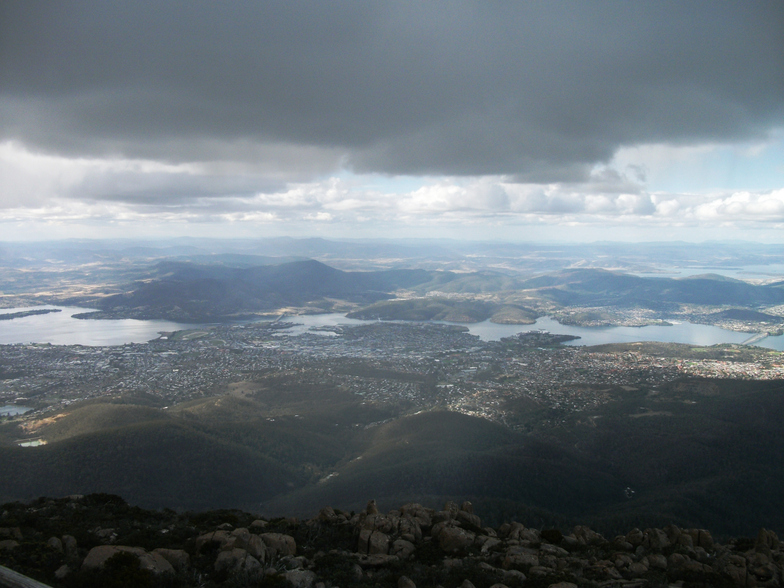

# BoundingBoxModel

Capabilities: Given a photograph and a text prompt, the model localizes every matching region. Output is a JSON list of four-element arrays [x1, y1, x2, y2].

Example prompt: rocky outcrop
[[1, 494, 782, 588], [82, 545, 175, 575]]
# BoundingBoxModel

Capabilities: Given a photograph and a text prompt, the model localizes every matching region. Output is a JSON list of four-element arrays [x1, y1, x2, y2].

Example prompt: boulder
[[399, 503, 432, 530], [687, 529, 715, 551], [153, 548, 190, 572], [54, 564, 70, 579], [358, 528, 390, 555], [0, 527, 23, 540], [284, 569, 318, 588], [82, 545, 174, 575], [503, 569, 527, 584], [626, 528, 644, 546], [261, 532, 297, 557], [643, 528, 671, 551], [627, 562, 648, 577], [503, 548, 539, 570], [390, 539, 416, 559], [229, 527, 252, 549], [437, 526, 475, 552], [456, 510, 482, 530], [47, 536, 63, 552], [246, 534, 267, 561], [573, 525, 605, 546], [195, 530, 232, 552], [62, 535, 78, 559], [214, 548, 261, 573], [317, 506, 338, 522]]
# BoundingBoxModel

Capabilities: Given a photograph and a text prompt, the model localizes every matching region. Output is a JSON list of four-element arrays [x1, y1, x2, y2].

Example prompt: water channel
[[1, 306, 782, 350]]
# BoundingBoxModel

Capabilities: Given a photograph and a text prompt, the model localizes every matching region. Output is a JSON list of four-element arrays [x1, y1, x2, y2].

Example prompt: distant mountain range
[[518, 269, 784, 309], [64, 260, 784, 323], [78, 260, 436, 321]]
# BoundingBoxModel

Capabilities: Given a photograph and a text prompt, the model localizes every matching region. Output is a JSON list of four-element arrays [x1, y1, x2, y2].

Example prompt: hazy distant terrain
[[2, 238, 784, 539], [3, 238, 784, 333]]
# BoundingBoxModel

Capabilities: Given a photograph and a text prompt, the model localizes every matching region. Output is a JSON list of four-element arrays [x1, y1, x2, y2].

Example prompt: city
[[3, 320, 782, 444]]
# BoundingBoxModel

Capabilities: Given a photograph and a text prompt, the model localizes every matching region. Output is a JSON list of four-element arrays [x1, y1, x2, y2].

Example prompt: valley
[[2, 317, 783, 537], [2, 239, 784, 542]]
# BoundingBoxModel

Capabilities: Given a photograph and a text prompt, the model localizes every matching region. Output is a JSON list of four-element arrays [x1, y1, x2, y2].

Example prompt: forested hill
[[518, 268, 784, 309], [66, 262, 784, 322], [83, 260, 439, 321]]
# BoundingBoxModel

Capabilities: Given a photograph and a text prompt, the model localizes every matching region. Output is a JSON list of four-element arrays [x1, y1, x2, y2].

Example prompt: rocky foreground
[[0, 494, 781, 588]]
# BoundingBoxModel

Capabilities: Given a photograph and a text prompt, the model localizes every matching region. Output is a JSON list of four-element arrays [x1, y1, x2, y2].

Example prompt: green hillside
[[2, 377, 783, 536]]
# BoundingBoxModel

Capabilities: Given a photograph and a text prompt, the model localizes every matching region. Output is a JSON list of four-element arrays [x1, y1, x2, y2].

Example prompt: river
[[1, 306, 783, 350]]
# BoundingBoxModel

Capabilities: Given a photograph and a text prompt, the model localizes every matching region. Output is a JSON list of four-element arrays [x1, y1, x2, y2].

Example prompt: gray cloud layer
[[2, 0, 782, 183]]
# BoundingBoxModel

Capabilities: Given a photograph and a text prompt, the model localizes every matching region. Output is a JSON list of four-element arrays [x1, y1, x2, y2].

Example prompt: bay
[[1, 306, 782, 350], [282, 314, 784, 350], [0, 306, 205, 346]]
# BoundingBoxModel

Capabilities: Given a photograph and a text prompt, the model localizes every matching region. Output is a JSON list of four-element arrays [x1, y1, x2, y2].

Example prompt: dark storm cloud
[[1, 0, 782, 180]]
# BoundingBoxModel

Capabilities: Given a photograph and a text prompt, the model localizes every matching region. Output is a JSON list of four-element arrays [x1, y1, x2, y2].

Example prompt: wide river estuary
[[1, 306, 783, 350]]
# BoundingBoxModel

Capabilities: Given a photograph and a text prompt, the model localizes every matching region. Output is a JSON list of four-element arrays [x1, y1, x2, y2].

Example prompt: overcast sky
[[1, 1, 783, 242]]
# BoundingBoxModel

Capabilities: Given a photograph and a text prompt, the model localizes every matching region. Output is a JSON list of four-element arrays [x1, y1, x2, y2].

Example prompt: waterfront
[[1, 307, 783, 350], [0, 306, 206, 346]]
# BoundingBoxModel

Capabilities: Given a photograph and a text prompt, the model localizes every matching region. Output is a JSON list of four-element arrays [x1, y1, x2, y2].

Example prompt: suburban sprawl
[[3, 320, 783, 445]]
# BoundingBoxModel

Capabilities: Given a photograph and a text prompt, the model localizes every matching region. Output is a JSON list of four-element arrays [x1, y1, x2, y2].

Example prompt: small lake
[[0, 405, 32, 417], [1, 306, 783, 350]]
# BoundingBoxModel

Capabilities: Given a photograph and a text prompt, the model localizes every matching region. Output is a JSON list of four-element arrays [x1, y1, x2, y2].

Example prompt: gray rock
[[391, 539, 416, 559], [643, 528, 670, 551], [398, 575, 417, 588], [229, 527, 252, 549], [246, 534, 267, 562], [153, 548, 190, 571], [284, 569, 318, 588], [82, 545, 175, 575], [214, 548, 261, 573], [62, 535, 78, 559], [503, 548, 539, 570], [503, 569, 527, 583], [456, 510, 482, 529], [195, 530, 232, 551], [47, 536, 63, 552], [627, 562, 648, 577], [0, 527, 22, 540], [54, 564, 71, 579], [358, 528, 390, 555], [261, 532, 297, 557], [573, 525, 605, 546], [626, 528, 644, 546], [437, 526, 475, 552], [540, 543, 569, 557]]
